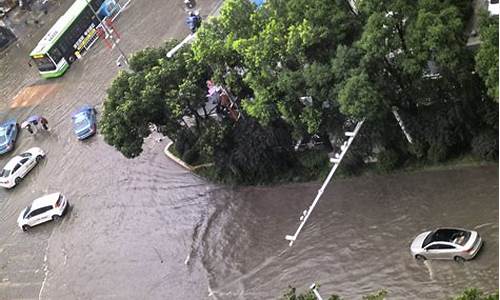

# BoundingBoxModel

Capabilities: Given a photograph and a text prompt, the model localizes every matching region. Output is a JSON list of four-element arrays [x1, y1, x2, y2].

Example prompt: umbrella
[[21, 115, 41, 129], [21, 121, 31, 129], [26, 115, 41, 123]]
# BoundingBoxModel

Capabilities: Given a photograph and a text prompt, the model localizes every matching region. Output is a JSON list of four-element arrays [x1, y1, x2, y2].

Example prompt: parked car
[[17, 192, 68, 231], [0, 147, 45, 188], [0, 26, 16, 51], [71, 105, 97, 140], [0, 119, 19, 154], [410, 228, 483, 262]]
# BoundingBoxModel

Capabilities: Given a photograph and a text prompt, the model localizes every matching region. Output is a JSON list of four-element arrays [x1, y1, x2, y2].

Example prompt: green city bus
[[29, 0, 107, 78]]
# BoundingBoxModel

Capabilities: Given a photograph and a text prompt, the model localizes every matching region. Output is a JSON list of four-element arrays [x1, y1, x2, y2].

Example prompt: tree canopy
[[475, 11, 499, 101], [100, 0, 498, 183]]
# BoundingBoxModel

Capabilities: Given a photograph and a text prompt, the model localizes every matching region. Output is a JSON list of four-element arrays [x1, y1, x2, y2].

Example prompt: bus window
[[89, 0, 105, 11], [32, 55, 56, 72], [49, 47, 63, 64]]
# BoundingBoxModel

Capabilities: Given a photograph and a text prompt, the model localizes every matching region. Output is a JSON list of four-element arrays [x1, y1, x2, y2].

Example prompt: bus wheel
[[68, 55, 76, 63]]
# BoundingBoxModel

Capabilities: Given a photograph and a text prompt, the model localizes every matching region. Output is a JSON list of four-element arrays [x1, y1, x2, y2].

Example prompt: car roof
[[423, 228, 470, 246], [30, 193, 61, 210], [73, 112, 88, 121], [3, 155, 23, 170]]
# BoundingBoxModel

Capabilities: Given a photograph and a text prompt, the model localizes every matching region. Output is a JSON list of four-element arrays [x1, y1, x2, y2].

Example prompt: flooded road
[[0, 1, 498, 299]]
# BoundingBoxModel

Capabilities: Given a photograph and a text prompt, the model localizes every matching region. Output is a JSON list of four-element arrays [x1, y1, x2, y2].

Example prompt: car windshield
[[423, 229, 470, 247], [23, 205, 31, 218], [0, 168, 10, 177], [74, 114, 89, 130], [20, 152, 32, 158], [0, 128, 7, 144]]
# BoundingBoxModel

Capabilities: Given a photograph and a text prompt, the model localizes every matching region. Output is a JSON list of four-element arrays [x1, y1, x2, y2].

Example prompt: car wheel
[[454, 256, 465, 263], [36, 155, 43, 162], [14, 177, 21, 185], [22, 225, 30, 232], [52, 215, 60, 222], [415, 254, 427, 261]]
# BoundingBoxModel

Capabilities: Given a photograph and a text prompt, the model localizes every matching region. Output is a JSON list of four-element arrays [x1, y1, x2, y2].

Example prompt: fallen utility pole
[[310, 283, 324, 300], [285, 119, 365, 247]]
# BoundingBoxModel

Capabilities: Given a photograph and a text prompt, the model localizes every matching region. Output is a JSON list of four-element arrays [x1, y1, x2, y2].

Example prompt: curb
[[164, 141, 194, 171], [164, 141, 214, 171]]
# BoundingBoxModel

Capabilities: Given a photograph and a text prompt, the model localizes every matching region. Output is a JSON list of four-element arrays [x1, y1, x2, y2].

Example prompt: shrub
[[175, 128, 197, 156], [471, 130, 499, 161], [182, 148, 199, 165], [453, 288, 498, 300], [427, 143, 448, 162], [376, 149, 400, 172], [297, 150, 330, 180], [407, 141, 428, 160]]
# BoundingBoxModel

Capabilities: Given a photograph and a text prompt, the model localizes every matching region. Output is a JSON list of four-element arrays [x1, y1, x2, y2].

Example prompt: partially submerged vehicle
[[410, 228, 483, 262]]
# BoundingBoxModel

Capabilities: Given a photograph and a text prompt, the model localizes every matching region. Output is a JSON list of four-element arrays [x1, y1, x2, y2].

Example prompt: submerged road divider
[[164, 141, 213, 171]]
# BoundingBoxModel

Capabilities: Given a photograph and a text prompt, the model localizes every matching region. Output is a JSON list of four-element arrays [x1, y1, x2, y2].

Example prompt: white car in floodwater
[[0, 147, 45, 188], [18, 192, 68, 231], [410, 228, 483, 262]]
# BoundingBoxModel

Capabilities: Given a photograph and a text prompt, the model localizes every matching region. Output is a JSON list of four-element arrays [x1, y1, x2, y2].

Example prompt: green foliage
[[213, 118, 297, 184], [362, 290, 388, 300], [475, 12, 499, 101], [281, 286, 388, 300], [128, 44, 169, 72], [101, 0, 496, 182], [376, 149, 400, 172], [100, 71, 162, 158], [427, 143, 448, 163], [281, 286, 340, 300], [174, 128, 197, 157], [100, 42, 210, 158], [338, 70, 383, 120], [453, 288, 499, 300], [407, 140, 428, 160], [409, 1, 466, 71], [471, 130, 499, 161], [182, 148, 199, 165], [281, 287, 499, 300], [296, 150, 330, 180]]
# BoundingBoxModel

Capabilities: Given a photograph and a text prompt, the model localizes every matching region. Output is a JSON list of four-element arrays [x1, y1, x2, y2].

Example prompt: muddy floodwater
[[0, 0, 497, 299]]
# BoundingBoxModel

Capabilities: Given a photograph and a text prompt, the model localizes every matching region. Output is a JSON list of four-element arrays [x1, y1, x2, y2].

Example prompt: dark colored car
[[0, 26, 16, 51]]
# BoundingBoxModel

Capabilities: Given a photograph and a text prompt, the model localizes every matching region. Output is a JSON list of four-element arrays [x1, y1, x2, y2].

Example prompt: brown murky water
[[0, 1, 497, 299]]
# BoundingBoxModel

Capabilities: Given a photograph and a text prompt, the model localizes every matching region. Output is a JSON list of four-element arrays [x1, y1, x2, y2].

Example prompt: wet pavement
[[0, 1, 498, 299]]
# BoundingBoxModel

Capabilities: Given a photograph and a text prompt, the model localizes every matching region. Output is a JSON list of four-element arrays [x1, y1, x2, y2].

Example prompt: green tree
[[213, 118, 296, 184], [280, 286, 386, 300], [453, 288, 498, 300], [100, 42, 211, 158], [230, 0, 359, 142], [338, 69, 384, 120], [475, 11, 499, 101]]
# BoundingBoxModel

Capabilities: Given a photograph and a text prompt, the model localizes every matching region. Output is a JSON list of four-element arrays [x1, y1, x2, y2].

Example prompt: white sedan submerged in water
[[410, 228, 483, 262], [0, 147, 45, 188]]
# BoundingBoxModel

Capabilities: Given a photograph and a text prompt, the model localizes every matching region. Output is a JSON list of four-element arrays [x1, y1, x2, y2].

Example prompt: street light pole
[[310, 283, 324, 300], [84, 0, 129, 65]]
